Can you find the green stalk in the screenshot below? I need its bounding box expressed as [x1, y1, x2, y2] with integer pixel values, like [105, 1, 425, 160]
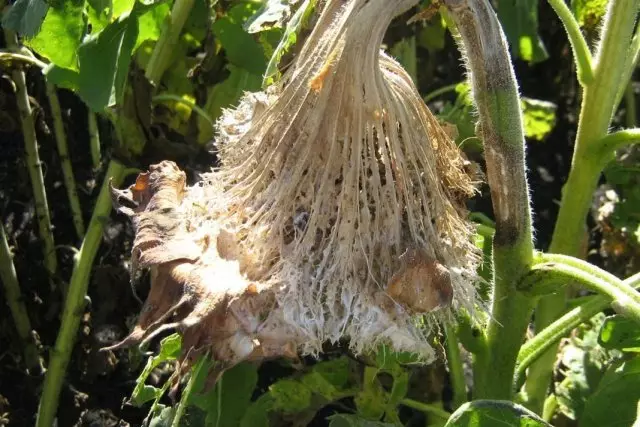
[444, 323, 467, 410]
[45, 83, 85, 239]
[444, 0, 535, 400]
[88, 112, 101, 169]
[546, 0, 594, 86]
[597, 128, 640, 155]
[145, 0, 196, 84]
[171, 356, 206, 427]
[525, 0, 639, 413]
[3, 30, 58, 281]
[0, 223, 41, 372]
[36, 160, 127, 427]
[515, 272, 640, 388]
[399, 398, 451, 420]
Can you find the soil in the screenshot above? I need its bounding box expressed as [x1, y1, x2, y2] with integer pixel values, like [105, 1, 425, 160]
[0, 3, 634, 426]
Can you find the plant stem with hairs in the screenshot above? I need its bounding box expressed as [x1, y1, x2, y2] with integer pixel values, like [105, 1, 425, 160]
[3, 29, 58, 281]
[0, 224, 41, 372]
[36, 161, 127, 427]
[443, 0, 535, 400]
[525, 0, 639, 413]
[45, 82, 85, 240]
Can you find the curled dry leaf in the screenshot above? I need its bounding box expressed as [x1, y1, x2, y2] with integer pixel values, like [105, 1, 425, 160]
[109, 0, 485, 380]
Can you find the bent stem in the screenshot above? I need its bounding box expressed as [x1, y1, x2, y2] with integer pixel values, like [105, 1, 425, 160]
[525, 0, 639, 413]
[444, 0, 535, 400]
[515, 272, 640, 388]
[46, 82, 85, 240]
[36, 160, 127, 427]
[0, 223, 41, 372]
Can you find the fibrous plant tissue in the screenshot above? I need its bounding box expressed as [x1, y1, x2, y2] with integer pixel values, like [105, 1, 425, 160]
[108, 0, 484, 379]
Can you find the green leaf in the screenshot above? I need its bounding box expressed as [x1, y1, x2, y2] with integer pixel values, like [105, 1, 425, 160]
[1, 0, 49, 38]
[263, 0, 316, 86]
[355, 367, 387, 420]
[240, 394, 273, 427]
[581, 357, 640, 427]
[130, 334, 181, 407]
[212, 12, 267, 76]
[270, 379, 313, 413]
[44, 64, 80, 91]
[148, 406, 176, 427]
[571, 0, 608, 29]
[521, 97, 557, 141]
[599, 315, 640, 352]
[24, 0, 87, 70]
[328, 414, 396, 427]
[444, 400, 552, 427]
[301, 357, 352, 400]
[188, 362, 259, 427]
[245, 0, 294, 33]
[76, 0, 167, 111]
[496, 0, 548, 63]
[417, 15, 446, 52]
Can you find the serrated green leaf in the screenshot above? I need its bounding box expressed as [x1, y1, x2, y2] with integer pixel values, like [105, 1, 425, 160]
[521, 97, 557, 141]
[496, 0, 548, 63]
[1, 0, 49, 38]
[581, 357, 640, 427]
[328, 414, 396, 427]
[24, 0, 86, 70]
[444, 400, 552, 427]
[263, 0, 316, 86]
[130, 334, 181, 407]
[599, 315, 640, 352]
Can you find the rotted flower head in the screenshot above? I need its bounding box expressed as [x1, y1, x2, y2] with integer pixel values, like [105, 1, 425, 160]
[109, 0, 483, 376]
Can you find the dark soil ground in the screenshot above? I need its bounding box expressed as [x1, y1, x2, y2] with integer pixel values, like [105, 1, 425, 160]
[0, 4, 635, 426]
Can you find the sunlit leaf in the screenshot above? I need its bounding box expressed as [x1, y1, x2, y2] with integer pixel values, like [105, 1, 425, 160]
[270, 379, 313, 413]
[521, 97, 557, 141]
[24, 0, 87, 70]
[444, 400, 552, 427]
[245, 0, 298, 33]
[130, 334, 181, 407]
[599, 315, 640, 352]
[571, 0, 608, 29]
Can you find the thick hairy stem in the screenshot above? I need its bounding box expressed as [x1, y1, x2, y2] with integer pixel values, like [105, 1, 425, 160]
[625, 84, 637, 128]
[0, 224, 41, 372]
[515, 272, 640, 388]
[46, 82, 85, 239]
[88, 112, 101, 169]
[526, 0, 639, 413]
[444, 0, 535, 399]
[145, 0, 196, 84]
[36, 161, 127, 427]
[3, 30, 58, 281]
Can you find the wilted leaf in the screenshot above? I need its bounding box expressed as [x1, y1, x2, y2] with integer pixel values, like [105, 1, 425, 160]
[444, 400, 552, 427]
[496, 0, 548, 63]
[328, 414, 396, 427]
[599, 315, 640, 352]
[263, 0, 317, 86]
[24, 0, 86, 70]
[245, 0, 298, 33]
[1, 0, 49, 38]
[581, 357, 640, 427]
[521, 97, 557, 141]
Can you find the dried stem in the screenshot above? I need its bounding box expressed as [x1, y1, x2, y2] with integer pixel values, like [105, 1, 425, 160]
[36, 160, 127, 427]
[443, 0, 535, 399]
[3, 29, 58, 281]
[0, 223, 41, 372]
[45, 82, 85, 239]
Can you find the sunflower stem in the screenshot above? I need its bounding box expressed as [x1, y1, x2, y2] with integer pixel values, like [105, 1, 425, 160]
[444, 0, 535, 400]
